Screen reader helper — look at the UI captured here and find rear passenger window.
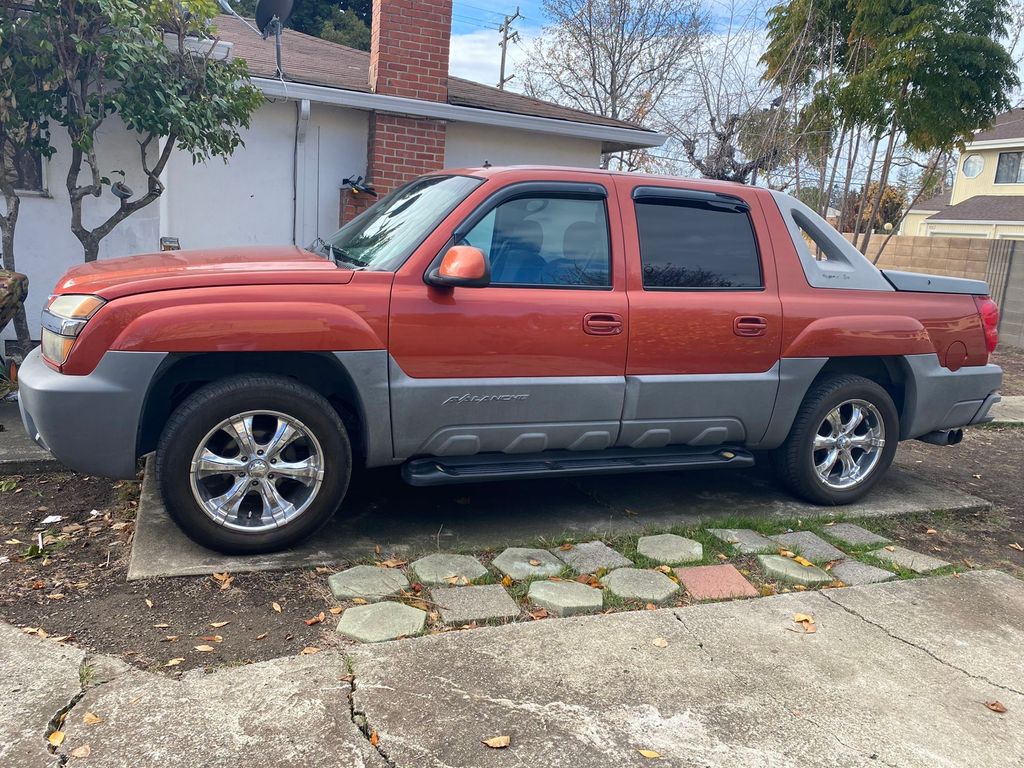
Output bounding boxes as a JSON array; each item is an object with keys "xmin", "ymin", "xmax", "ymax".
[
  {"xmin": 635, "ymin": 199, "xmax": 762, "ymax": 289},
  {"xmin": 458, "ymin": 195, "xmax": 611, "ymax": 287}
]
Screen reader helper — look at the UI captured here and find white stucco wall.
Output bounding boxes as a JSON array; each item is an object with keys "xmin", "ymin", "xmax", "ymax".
[
  {"xmin": 1, "ymin": 119, "xmax": 159, "ymax": 343},
  {"xmin": 443, "ymin": 122, "xmax": 603, "ymax": 169}
]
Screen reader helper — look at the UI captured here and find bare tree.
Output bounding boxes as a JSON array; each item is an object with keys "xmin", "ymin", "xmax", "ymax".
[{"xmin": 518, "ymin": 0, "xmax": 704, "ymax": 170}]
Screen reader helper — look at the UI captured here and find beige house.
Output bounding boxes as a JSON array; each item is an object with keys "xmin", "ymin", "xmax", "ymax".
[{"xmin": 902, "ymin": 108, "xmax": 1024, "ymax": 240}]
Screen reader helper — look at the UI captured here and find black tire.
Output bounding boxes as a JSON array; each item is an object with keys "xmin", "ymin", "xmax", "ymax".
[
  {"xmin": 155, "ymin": 375, "xmax": 351, "ymax": 554},
  {"xmin": 775, "ymin": 374, "xmax": 899, "ymax": 506}
]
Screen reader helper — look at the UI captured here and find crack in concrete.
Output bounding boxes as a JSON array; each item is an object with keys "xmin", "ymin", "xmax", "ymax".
[
  {"xmin": 671, "ymin": 611, "xmax": 717, "ymax": 664},
  {"xmin": 820, "ymin": 590, "xmax": 1024, "ymax": 698},
  {"xmin": 344, "ymin": 658, "xmax": 399, "ymax": 768},
  {"xmin": 802, "ymin": 714, "xmax": 899, "ymax": 768},
  {"xmin": 42, "ymin": 658, "xmax": 91, "ymax": 766}
]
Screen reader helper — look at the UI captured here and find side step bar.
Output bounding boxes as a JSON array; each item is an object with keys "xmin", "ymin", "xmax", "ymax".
[{"xmin": 403, "ymin": 446, "xmax": 754, "ymax": 486}]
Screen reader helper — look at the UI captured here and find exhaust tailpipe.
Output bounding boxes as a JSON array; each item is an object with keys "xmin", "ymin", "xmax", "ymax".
[{"xmin": 916, "ymin": 429, "xmax": 964, "ymax": 446}]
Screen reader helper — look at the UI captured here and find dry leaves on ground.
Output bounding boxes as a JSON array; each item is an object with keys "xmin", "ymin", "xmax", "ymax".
[
  {"xmin": 791, "ymin": 613, "xmax": 817, "ymax": 634},
  {"xmin": 47, "ymin": 731, "xmax": 65, "ymax": 747},
  {"xmin": 211, "ymin": 572, "xmax": 234, "ymax": 590},
  {"xmin": 304, "ymin": 612, "xmax": 326, "ymax": 626},
  {"xmin": 82, "ymin": 712, "xmax": 102, "ymax": 725},
  {"xmin": 194, "ymin": 645, "xmax": 216, "ymax": 652},
  {"xmin": 272, "ymin": 602, "xmax": 282, "ymax": 613},
  {"xmin": 638, "ymin": 749, "xmax": 661, "ymax": 758},
  {"xmin": 209, "ymin": 621, "xmax": 230, "ymax": 628},
  {"xmin": 652, "ymin": 637, "xmax": 669, "ymax": 648},
  {"xmin": 1009, "ymin": 543, "xmax": 1024, "ymax": 552},
  {"xmin": 482, "ymin": 735, "xmax": 510, "ymax": 749},
  {"xmin": 528, "ymin": 559, "xmax": 542, "ymax": 566},
  {"xmin": 501, "ymin": 575, "xmax": 513, "ymax": 588},
  {"xmin": 164, "ymin": 658, "xmax": 185, "ymax": 667},
  {"xmin": 378, "ymin": 558, "xmax": 407, "ymax": 569},
  {"xmin": 70, "ymin": 744, "xmax": 91, "ymax": 758},
  {"xmin": 985, "ymin": 700, "xmax": 1008, "ymax": 714}
]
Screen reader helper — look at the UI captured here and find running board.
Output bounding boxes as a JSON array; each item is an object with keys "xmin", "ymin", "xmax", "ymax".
[{"xmin": 402, "ymin": 446, "xmax": 754, "ymax": 486}]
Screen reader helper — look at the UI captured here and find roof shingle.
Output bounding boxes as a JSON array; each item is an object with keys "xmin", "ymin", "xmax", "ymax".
[
  {"xmin": 927, "ymin": 195, "xmax": 1024, "ymax": 223},
  {"xmin": 212, "ymin": 15, "xmax": 650, "ymax": 133},
  {"xmin": 972, "ymin": 108, "xmax": 1024, "ymax": 144}
]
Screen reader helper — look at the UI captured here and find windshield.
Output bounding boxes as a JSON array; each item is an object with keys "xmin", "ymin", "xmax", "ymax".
[{"xmin": 315, "ymin": 175, "xmax": 483, "ymax": 271}]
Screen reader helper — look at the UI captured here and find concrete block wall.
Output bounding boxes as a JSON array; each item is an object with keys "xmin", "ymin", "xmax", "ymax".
[{"xmin": 844, "ymin": 234, "xmax": 991, "ymax": 281}]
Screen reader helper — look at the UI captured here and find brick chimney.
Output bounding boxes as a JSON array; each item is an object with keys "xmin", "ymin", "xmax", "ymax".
[{"xmin": 342, "ymin": 0, "xmax": 453, "ymax": 223}]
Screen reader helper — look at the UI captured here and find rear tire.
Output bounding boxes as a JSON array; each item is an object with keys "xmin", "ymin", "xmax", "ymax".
[
  {"xmin": 775, "ymin": 374, "xmax": 899, "ymax": 505},
  {"xmin": 155, "ymin": 375, "xmax": 351, "ymax": 554}
]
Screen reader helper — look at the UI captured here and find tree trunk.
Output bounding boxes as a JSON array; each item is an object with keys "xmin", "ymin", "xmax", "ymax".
[
  {"xmin": 0, "ymin": 194, "xmax": 32, "ymax": 345},
  {"xmin": 821, "ymin": 123, "xmax": 847, "ymax": 218},
  {"xmin": 852, "ymin": 134, "xmax": 881, "ymax": 246},
  {"xmin": 838, "ymin": 127, "xmax": 860, "ymax": 233},
  {"xmin": 859, "ymin": 129, "xmax": 898, "ymax": 257}
]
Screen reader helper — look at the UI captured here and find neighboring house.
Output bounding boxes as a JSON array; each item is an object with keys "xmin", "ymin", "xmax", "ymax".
[
  {"xmin": 1, "ymin": 0, "xmax": 663, "ymax": 344},
  {"xmin": 901, "ymin": 108, "xmax": 1024, "ymax": 239}
]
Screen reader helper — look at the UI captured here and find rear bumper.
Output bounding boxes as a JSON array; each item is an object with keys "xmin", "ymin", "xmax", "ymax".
[
  {"xmin": 900, "ymin": 355, "xmax": 1002, "ymax": 439},
  {"xmin": 17, "ymin": 348, "xmax": 166, "ymax": 479}
]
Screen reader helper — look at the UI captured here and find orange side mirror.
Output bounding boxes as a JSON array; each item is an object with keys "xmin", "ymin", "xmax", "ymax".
[{"xmin": 428, "ymin": 245, "xmax": 491, "ymax": 288}]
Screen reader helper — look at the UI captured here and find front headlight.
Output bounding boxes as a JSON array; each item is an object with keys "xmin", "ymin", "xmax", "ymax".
[{"xmin": 40, "ymin": 294, "xmax": 106, "ymax": 365}]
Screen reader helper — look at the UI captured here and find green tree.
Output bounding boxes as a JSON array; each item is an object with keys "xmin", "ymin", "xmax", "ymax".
[
  {"xmin": 228, "ymin": 0, "xmax": 370, "ymax": 48},
  {"xmin": 33, "ymin": 0, "xmax": 263, "ymax": 262},
  {"xmin": 0, "ymin": 2, "xmax": 60, "ymax": 343},
  {"xmin": 320, "ymin": 8, "xmax": 371, "ymax": 50}
]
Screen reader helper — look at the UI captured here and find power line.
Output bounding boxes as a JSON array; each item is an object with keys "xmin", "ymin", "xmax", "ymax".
[{"xmin": 497, "ymin": 6, "xmax": 522, "ymax": 90}]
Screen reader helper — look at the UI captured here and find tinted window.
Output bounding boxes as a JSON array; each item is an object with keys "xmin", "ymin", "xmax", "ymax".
[
  {"xmin": 636, "ymin": 199, "xmax": 762, "ymax": 289},
  {"xmin": 995, "ymin": 152, "xmax": 1024, "ymax": 184},
  {"xmin": 459, "ymin": 196, "xmax": 610, "ymax": 287}
]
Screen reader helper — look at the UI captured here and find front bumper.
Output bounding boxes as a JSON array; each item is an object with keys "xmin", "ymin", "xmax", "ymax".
[
  {"xmin": 900, "ymin": 355, "xmax": 1003, "ymax": 439},
  {"xmin": 17, "ymin": 348, "xmax": 166, "ymax": 479}
]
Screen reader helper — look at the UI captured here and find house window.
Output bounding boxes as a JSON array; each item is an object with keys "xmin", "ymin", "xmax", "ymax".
[
  {"xmin": 2, "ymin": 142, "xmax": 44, "ymax": 192},
  {"xmin": 635, "ymin": 197, "xmax": 762, "ymax": 289},
  {"xmin": 995, "ymin": 152, "xmax": 1024, "ymax": 184},
  {"xmin": 962, "ymin": 154, "xmax": 984, "ymax": 179}
]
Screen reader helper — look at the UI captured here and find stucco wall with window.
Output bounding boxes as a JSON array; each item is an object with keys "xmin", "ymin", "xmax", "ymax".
[{"xmin": 952, "ymin": 146, "xmax": 1024, "ymax": 204}]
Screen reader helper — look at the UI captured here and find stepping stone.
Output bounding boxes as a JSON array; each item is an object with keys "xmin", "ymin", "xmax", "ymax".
[
  {"xmin": 410, "ymin": 553, "xmax": 487, "ymax": 585},
  {"xmin": 708, "ymin": 528, "xmax": 777, "ymax": 554},
  {"xmin": 430, "ymin": 584, "xmax": 520, "ymax": 624},
  {"xmin": 528, "ymin": 580, "xmax": 603, "ymax": 617},
  {"xmin": 822, "ymin": 523, "xmax": 891, "ymax": 548},
  {"xmin": 830, "ymin": 560, "xmax": 896, "ymax": 586},
  {"xmin": 601, "ymin": 568, "xmax": 679, "ymax": 604},
  {"xmin": 551, "ymin": 541, "xmax": 632, "ymax": 575},
  {"xmin": 492, "ymin": 547, "xmax": 564, "ymax": 580},
  {"xmin": 770, "ymin": 531, "xmax": 846, "ymax": 563},
  {"xmin": 328, "ymin": 565, "xmax": 409, "ymax": 602},
  {"xmin": 637, "ymin": 533, "xmax": 703, "ymax": 565},
  {"xmin": 757, "ymin": 555, "xmax": 834, "ymax": 587},
  {"xmin": 869, "ymin": 546, "xmax": 950, "ymax": 574},
  {"xmin": 336, "ymin": 602, "xmax": 426, "ymax": 643},
  {"xmin": 675, "ymin": 564, "xmax": 759, "ymax": 600}
]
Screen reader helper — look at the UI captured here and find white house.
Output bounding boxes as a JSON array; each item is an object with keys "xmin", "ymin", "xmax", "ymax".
[{"xmin": 2, "ymin": 2, "xmax": 664, "ymax": 348}]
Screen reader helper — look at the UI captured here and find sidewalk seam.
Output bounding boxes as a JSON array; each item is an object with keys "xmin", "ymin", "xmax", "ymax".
[{"xmin": 820, "ymin": 590, "xmax": 1024, "ymax": 698}]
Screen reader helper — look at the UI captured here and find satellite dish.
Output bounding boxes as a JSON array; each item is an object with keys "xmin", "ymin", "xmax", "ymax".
[{"xmin": 255, "ymin": 0, "xmax": 294, "ymax": 37}]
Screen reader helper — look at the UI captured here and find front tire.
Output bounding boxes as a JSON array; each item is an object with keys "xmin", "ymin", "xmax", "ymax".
[
  {"xmin": 776, "ymin": 374, "xmax": 899, "ymax": 505},
  {"xmin": 155, "ymin": 375, "xmax": 351, "ymax": 554}
]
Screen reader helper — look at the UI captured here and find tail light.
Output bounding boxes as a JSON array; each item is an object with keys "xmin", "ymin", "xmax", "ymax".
[{"xmin": 974, "ymin": 296, "xmax": 999, "ymax": 354}]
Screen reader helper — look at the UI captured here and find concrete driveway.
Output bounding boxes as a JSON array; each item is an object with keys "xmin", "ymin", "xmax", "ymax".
[{"xmin": 4, "ymin": 570, "xmax": 1021, "ymax": 767}]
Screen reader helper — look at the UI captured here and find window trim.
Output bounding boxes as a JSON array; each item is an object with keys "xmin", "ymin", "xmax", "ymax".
[
  {"xmin": 961, "ymin": 153, "xmax": 984, "ymax": 179},
  {"xmin": 633, "ymin": 194, "xmax": 765, "ymax": 292},
  {"xmin": 425, "ymin": 181, "xmax": 615, "ymax": 291},
  {"xmin": 994, "ymin": 151, "xmax": 1024, "ymax": 185}
]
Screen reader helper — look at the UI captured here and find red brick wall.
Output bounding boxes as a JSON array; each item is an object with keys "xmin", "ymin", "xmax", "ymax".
[
  {"xmin": 369, "ymin": 0, "xmax": 452, "ymax": 103},
  {"xmin": 341, "ymin": 0, "xmax": 453, "ymax": 224}
]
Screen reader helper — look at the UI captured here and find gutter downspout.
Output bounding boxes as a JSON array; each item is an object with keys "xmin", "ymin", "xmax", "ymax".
[{"xmin": 293, "ymin": 98, "xmax": 311, "ymax": 246}]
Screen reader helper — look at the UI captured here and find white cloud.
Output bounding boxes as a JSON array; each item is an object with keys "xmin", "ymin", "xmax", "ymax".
[{"xmin": 448, "ymin": 29, "xmax": 536, "ymax": 91}]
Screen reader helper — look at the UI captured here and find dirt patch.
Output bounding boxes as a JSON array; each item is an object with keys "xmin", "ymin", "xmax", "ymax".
[
  {"xmin": 0, "ymin": 473, "xmax": 340, "ymax": 673},
  {"xmin": 993, "ymin": 346, "xmax": 1024, "ymax": 396}
]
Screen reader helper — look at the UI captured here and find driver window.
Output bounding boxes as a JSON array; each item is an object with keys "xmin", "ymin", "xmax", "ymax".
[{"xmin": 458, "ymin": 195, "xmax": 611, "ymax": 287}]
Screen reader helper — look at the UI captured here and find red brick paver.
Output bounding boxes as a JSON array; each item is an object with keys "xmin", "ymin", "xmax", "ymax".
[{"xmin": 675, "ymin": 564, "xmax": 759, "ymax": 601}]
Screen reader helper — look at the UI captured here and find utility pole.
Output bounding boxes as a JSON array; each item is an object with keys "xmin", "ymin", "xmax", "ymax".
[{"xmin": 497, "ymin": 6, "xmax": 521, "ymax": 90}]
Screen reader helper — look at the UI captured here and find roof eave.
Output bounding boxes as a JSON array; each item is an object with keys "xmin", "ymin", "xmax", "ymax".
[
  {"xmin": 254, "ymin": 77, "xmax": 666, "ymax": 151},
  {"xmin": 965, "ymin": 137, "xmax": 1024, "ymax": 150}
]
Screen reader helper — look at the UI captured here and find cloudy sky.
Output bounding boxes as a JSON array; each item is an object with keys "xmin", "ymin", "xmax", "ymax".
[{"xmin": 449, "ymin": 1, "xmax": 544, "ymax": 89}]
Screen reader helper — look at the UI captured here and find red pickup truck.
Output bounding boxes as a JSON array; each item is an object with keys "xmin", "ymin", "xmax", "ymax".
[{"xmin": 18, "ymin": 167, "xmax": 1002, "ymax": 553}]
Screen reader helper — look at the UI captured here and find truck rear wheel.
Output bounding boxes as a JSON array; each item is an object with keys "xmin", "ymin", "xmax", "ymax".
[
  {"xmin": 776, "ymin": 374, "xmax": 899, "ymax": 505},
  {"xmin": 155, "ymin": 375, "xmax": 351, "ymax": 554}
]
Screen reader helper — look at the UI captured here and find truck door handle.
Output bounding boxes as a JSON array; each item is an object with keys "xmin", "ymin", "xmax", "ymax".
[
  {"xmin": 583, "ymin": 312, "xmax": 623, "ymax": 336},
  {"xmin": 733, "ymin": 316, "xmax": 768, "ymax": 337}
]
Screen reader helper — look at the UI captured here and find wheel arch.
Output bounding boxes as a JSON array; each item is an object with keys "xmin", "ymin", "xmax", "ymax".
[{"xmin": 137, "ymin": 350, "xmax": 392, "ymax": 468}]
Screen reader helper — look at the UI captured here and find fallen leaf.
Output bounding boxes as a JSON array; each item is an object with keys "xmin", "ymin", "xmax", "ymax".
[
  {"xmin": 194, "ymin": 645, "xmax": 215, "ymax": 652},
  {"xmin": 778, "ymin": 549, "xmax": 796, "ymax": 558},
  {"xmin": 378, "ymin": 558, "xmax": 407, "ymax": 568},
  {"xmin": 529, "ymin": 608, "xmax": 549, "ymax": 620},
  {"xmin": 884, "ymin": 545, "xmax": 896, "ymax": 552},
  {"xmin": 559, "ymin": 543, "xmax": 573, "ymax": 551},
  {"xmin": 329, "ymin": 606, "xmax": 343, "ymax": 615},
  {"xmin": 652, "ymin": 637, "xmax": 669, "ymax": 648},
  {"xmin": 255, "ymin": 633, "xmax": 268, "ymax": 640},
  {"xmin": 198, "ymin": 635, "xmax": 223, "ymax": 643},
  {"xmin": 370, "ymin": 730, "xmax": 380, "ymax": 746},
  {"xmin": 445, "ymin": 575, "xmax": 470, "ymax": 586},
  {"xmin": 482, "ymin": 735, "xmax": 510, "ymax": 749},
  {"xmin": 528, "ymin": 558, "xmax": 541, "ymax": 566},
  {"xmin": 794, "ymin": 585, "xmax": 808, "ymax": 592},
  {"xmin": 209, "ymin": 621, "xmax": 230, "ymax": 628},
  {"xmin": 164, "ymin": 658, "xmax": 185, "ymax": 667},
  {"xmin": 352, "ymin": 598, "xmax": 368, "ymax": 605},
  {"xmin": 793, "ymin": 556, "xmax": 814, "ymax": 568},
  {"xmin": 48, "ymin": 731, "xmax": 65, "ymax": 747},
  {"xmin": 315, "ymin": 566, "xmax": 332, "ymax": 574},
  {"xmin": 926, "ymin": 529, "xmax": 938, "ymax": 535},
  {"xmin": 300, "ymin": 646, "xmax": 321, "ymax": 655},
  {"xmin": 47, "ymin": 593, "xmax": 65, "ymax": 600},
  {"xmin": 70, "ymin": 744, "xmax": 91, "ymax": 758},
  {"xmin": 161, "ymin": 636, "xmax": 178, "ymax": 642},
  {"xmin": 716, "ymin": 553, "xmax": 728, "ymax": 561},
  {"xmin": 152, "ymin": 623, "xmax": 170, "ymax": 629},
  {"xmin": 645, "ymin": 603, "xmax": 657, "ymax": 611},
  {"xmin": 82, "ymin": 712, "xmax": 102, "ymax": 725},
  {"xmin": 304, "ymin": 612, "xmax": 326, "ymax": 626},
  {"xmin": 792, "ymin": 613, "xmax": 817, "ymax": 634},
  {"xmin": 272, "ymin": 602, "xmax": 282, "ymax": 613},
  {"xmin": 1010, "ymin": 543, "xmax": 1024, "ymax": 552},
  {"xmin": 638, "ymin": 749, "xmax": 661, "ymax": 758},
  {"xmin": 655, "ymin": 565, "xmax": 672, "ymax": 574},
  {"xmin": 501, "ymin": 575, "xmax": 513, "ymax": 588},
  {"xmin": 985, "ymin": 700, "xmax": 1008, "ymax": 714},
  {"xmin": 144, "ymin": 598, "xmax": 153, "ymax": 609}
]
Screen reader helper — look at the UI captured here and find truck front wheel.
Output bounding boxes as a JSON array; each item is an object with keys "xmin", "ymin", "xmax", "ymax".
[
  {"xmin": 155, "ymin": 375, "xmax": 351, "ymax": 554},
  {"xmin": 776, "ymin": 374, "xmax": 899, "ymax": 505}
]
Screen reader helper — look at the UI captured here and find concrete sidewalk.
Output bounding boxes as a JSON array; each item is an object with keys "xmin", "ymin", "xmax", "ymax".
[
  {"xmin": 4, "ymin": 571, "xmax": 1022, "ymax": 767},
  {"xmin": 990, "ymin": 395, "xmax": 1024, "ymax": 425},
  {"xmin": 0, "ymin": 400, "xmax": 63, "ymax": 475}
]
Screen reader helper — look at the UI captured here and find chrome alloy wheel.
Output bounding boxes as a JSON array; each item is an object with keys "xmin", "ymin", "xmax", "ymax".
[
  {"xmin": 189, "ymin": 410, "xmax": 325, "ymax": 533},
  {"xmin": 812, "ymin": 399, "xmax": 886, "ymax": 490}
]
